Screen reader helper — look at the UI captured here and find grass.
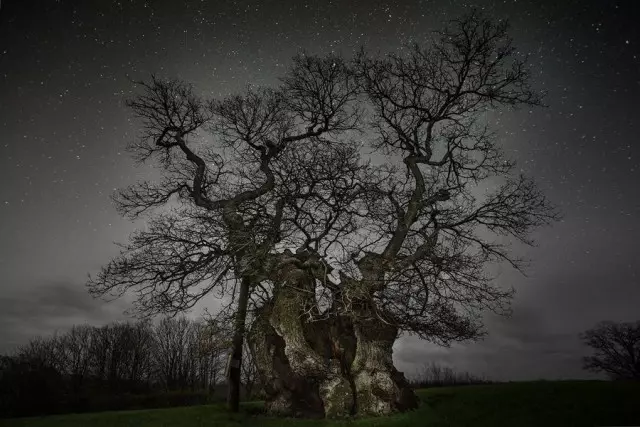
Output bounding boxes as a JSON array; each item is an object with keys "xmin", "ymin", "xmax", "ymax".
[{"xmin": 2, "ymin": 380, "xmax": 639, "ymax": 427}]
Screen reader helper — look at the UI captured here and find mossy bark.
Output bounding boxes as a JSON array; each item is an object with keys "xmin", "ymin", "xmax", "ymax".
[
  {"xmin": 247, "ymin": 302, "xmax": 325, "ymax": 418},
  {"xmin": 246, "ymin": 252, "xmax": 417, "ymax": 418},
  {"xmin": 248, "ymin": 299, "xmax": 416, "ymax": 418},
  {"xmin": 350, "ymin": 316, "xmax": 419, "ymax": 416}
]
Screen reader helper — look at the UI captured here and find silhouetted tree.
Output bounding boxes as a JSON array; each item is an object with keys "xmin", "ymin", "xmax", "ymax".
[
  {"xmin": 0, "ymin": 316, "xmax": 234, "ymax": 418},
  {"xmin": 192, "ymin": 318, "xmax": 229, "ymax": 392},
  {"xmin": 153, "ymin": 316, "xmax": 193, "ymax": 390},
  {"xmin": 410, "ymin": 361, "xmax": 489, "ymax": 388},
  {"xmin": 87, "ymin": 10, "xmax": 560, "ymax": 418},
  {"xmin": 581, "ymin": 320, "xmax": 640, "ymax": 380}
]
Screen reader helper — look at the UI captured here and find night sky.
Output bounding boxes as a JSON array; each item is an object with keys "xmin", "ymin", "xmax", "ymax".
[{"xmin": 1, "ymin": 0, "xmax": 639, "ymax": 381}]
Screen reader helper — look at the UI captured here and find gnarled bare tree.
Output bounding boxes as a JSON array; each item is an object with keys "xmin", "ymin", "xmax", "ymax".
[
  {"xmin": 581, "ymin": 320, "xmax": 640, "ymax": 380},
  {"xmin": 88, "ymin": 11, "xmax": 560, "ymax": 418},
  {"xmin": 88, "ymin": 45, "xmax": 360, "ymax": 412}
]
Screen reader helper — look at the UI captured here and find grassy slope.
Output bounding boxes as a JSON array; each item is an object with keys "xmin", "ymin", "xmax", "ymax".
[{"xmin": 2, "ymin": 381, "xmax": 639, "ymax": 427}]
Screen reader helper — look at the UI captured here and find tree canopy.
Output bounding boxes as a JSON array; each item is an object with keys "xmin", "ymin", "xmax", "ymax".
[{"xmin": 88, "ymin": 11, "xmax": 561, "ymax": 417}]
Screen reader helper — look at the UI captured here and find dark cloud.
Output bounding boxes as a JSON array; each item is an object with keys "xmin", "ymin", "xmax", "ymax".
[
  {"xmin": 0, "ymin": 281, "xmax": 130, "ymax": 353},
  {"xmin": 395, "ymin": 310, "xmax": 600, "ymax": 381},
  {"xmin": 395, "ymin": 243, "xmax": 639, "ymax": 381}
]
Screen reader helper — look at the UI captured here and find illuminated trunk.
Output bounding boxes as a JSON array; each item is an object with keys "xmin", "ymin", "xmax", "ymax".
[
  {"xmin": 247, "ymin": 266, "xmax": 417, "ymax": 418},
  {"xmin": 350, "ymin": 315, "xmax": 419, "ymax": 415},
  {"xmin": 248, "ymin": 302, "xmax": 358, "ymax": 418},
  {"xmin": 247, "ymin": 302, "xmax": 325, "ymax": 418}
]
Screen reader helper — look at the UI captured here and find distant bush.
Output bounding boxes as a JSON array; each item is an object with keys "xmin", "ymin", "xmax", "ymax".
[{"xmin": 409, "ymin": 361, "xmax": 492, "ymax": 388}]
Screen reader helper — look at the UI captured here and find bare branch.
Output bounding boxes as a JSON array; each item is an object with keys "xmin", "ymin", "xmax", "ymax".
[{"xmin": 581, "ymin": 320, "xmax": 640, "ymax": 380}]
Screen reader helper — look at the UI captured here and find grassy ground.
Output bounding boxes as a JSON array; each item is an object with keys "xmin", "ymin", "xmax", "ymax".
[{"xmin": 2, "ymin": 380, "xmax": 639, "ymax": 427}]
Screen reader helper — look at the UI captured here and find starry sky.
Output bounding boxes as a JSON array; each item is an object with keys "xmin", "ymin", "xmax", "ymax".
[{"xmin": 1, "ymin": 0, "xmax": 639, "ymax": 381}]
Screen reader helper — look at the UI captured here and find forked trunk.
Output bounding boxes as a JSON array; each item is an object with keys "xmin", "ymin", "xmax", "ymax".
[{"xmin": 247, "ymin": 276, "xmax": 417, "ymax": 418}]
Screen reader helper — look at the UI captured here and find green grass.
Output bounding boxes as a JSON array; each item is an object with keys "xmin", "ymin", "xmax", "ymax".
[{"xmin": 2, "ymin": 381, "xmax": 639, "ymax": 427}]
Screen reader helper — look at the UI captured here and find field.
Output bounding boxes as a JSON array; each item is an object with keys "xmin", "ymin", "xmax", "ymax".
[{"xmin": 2, "ymin": 381, "xmax": 639, "ymax": 427}]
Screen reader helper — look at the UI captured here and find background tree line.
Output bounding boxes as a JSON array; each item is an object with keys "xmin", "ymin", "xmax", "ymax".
[
  {"xmin": 2, "ymin": 314, "xmax": 636, "ymax": 419},
  {"xmin": 0, "ymin": 316, "xmax": 261, "ymax": 418}
]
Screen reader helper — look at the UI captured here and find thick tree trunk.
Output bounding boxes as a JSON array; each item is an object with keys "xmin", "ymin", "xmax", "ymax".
[
  {"xmin": 346, "ymin": 260, "xmax": 419, "ymax": 416},
  {"xmin": 350, "ymin": 316, "xmax": 419, "ymax": 416},
  {"xmin": 312, "ymin": 314, "xmax": 357, "ymax": 418},
  {"xmin": 248, "ymin": 302, "xmax": 326, "ymax": 417},
  {"xmin": 248, "ymin": 304, "xmax": 359, "ymax": 418},
  {"xmin": 246, "ymin": 251, "xmax": 417, "ymax": 418},
  {"xmin": 248, "ymin": 295, "xmax": 417, "ymax": 418}
]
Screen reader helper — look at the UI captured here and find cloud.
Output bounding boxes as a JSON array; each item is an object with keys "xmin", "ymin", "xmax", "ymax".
[
  {"xmin": 0, "ymin": 280, "xmax": 132, "ymax": 354},
  {"xmin": 393, "ymin": 286, "xmax": 608, "ymax": 382}
]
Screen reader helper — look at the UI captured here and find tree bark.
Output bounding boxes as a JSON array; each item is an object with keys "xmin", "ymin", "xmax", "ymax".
[
  {"xmin": 247, "ymin": 287, "xmax": 417, "ymax": 418},
  {"xmin": 226, "ymin": 275, "xmax": 251, "ymax": 412},
  {"xmin": 346, "ymin": 259, "xmax": 419, "ymax": 416},
  {"xmin": 248, "ymin": 301, "xmax": 326, "ymax": 418},
  {"xmin": 350, "ymin": 315, "xmax": 418, "ymax": 416},
  {"xmin": 223, "ymin": 204, "xmax": 256, "ymax": 413},
  {"xmin": 245, "ymin": 250, "xmax": 417, "ymax": 418}
]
